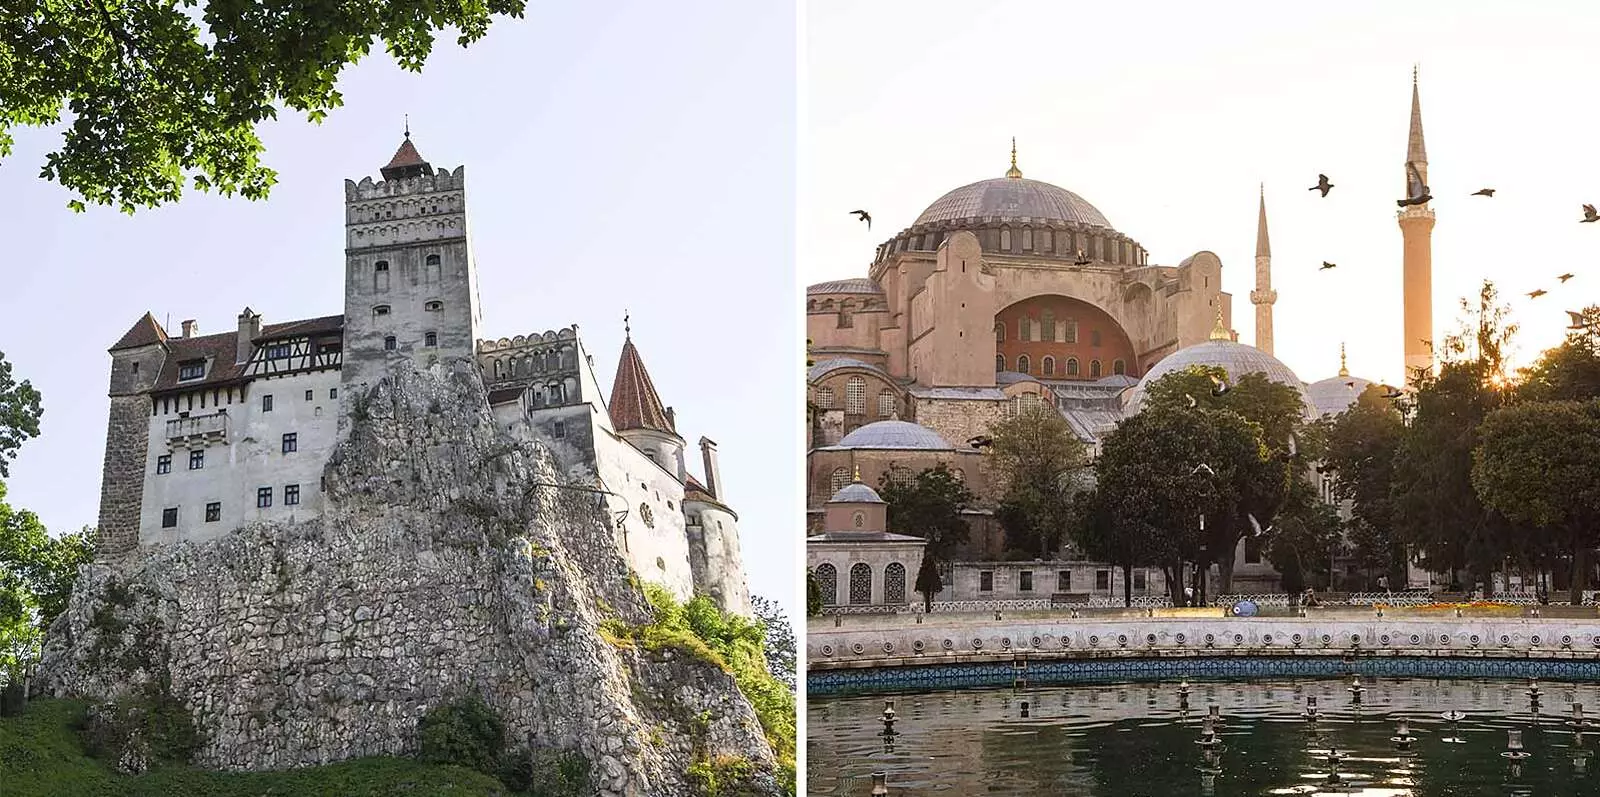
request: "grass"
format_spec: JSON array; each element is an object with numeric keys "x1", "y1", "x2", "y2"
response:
[{"x1": 0, "y1": 699, "x2": 513, "y2": 797}]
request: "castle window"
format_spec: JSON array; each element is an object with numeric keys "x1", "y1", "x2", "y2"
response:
[
  {"x1": 265, "y1": 343, "x2": 291, "y2": 360},
  {"x1": 425, "y1": 301, "x2": 442, "y2": 312},
  {"x1": 284, "y1": 484, "x2": 301, "y2": 506},
  {"x1": 304, "y1": 390, "x2": 314, "y2": 401},
  {"x1": 1113, "y1": 359, "x2": 1127, "y2": 376},
  {"x1": 374, "y1": 261, "x2": 390, "y2": 292},
  {"x1": 845, "y1": 376, "x2": 866, "y2": 415},
  {"x1": 262, "y1": 394, "x2": 274, "y2": 412},
  {"x1": 877, "y1": 389, "x2": 896, "y2": 417},
  {"x1": 815, "y1": 387, "x2": 834, "y2": 408},
  {"x1": 373, "y1": 305, "x2": 391, "y2": 318},
  {"x1": 189, "y1": 450, "x2": 204, "y2": 470},
  {"x1": 1090, "y1": 359, "x2": 1102, "y2": 378},
  {"x1": 178, "y1": 360, "x2": 205, "y2": 381},
  {"x1": 205, "y1": 502, "x2": 221, "y2": 523},
  {"x1": 132, "y1": 362, "x2": 140, "y2": 374},
  {"x1": 552, "y1": 420, "x2": 566, "y2": 439},
  {"x1": 282, "y1": 433, "x2": 297, "y2": 454},
  {"x1": 257, "y1": 487, "x2": 273, "y2": 508},
  {"x1": 162, "y1": 508, "x2": 178, "y2": 528},
  {"x1": 384, "y1": 336, "x2": 397, "y2": 351},
  {"x1": 1067, "y1": 357, "x2": 1080, "y2": 376},
  {"x1": 424, "y1": 332, "x2": 438, "y2": 347},
  {"x1": 1042, "y1": 356, "x2": 1056, "y2": 376},
  {"x1": 317, "y1": 342, "x2": 342, "y2": 355},
  {"x1": 994, "y1": 322, "x2": 1005, "y2": 342},
  {"x1": 995, "y1": 354, "x2": 1005, "y2": 372},
  {"x1": 1017, "y1": 354, "x2": 1030, "y2": 374},
  {"x1": 156, "y1": 455, "x2": 171, "y2": 475},
  {"x1": 330, "y1": 388, "x2": 338, "y2": 399},
  {"x1": 1091, "y1": 329, "x2": 1102, "y2": 347}
]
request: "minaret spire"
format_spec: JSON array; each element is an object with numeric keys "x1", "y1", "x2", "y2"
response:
[
  {"x1": 1250, "y1": 185, "x2": 1277, "y2": 355},
  {"x1": 1005, "y1": 137, "x2": 1023, "y2": 179},
  {"x1": 1406, "y1": 64, "x2": 1428, "y2": 175},
  {"x1": 1399, "y1": 67, "x2": 1436, "y2": 386},
  {"x1": 1339, "y1": 342, "x2": 1350, "y2": 378}
]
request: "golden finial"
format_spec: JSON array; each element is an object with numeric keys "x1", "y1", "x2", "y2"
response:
[
  {"x1": 1208, "y1": 304, "x2": 1231, "y2": 341},
  {"x1": 852, "y1": 464, "x2": 862, "y2": 483},
  {"x1": 1338, "y1": 342, "x2": 1350, "y2": 377},
  {"x1": 1005, "y1": 137, "x2": 1023, "y2": 179}
]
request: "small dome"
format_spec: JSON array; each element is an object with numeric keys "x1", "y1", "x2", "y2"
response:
[
  {"x1": 835, "y1": 420, "x2": 954, "y2": 450},
  {"x1": 829, "y1": 482, "x2": 885, "y2": 504},
  {"x1": 915, "y1": 177, "x2": 1112, "y2": 229},
  {"x1": 1305, "y1": 375, "x2": 1374, "y2": 418},
  {"x1": 807, "y1": 278, "x2": 883, "y2": 296},
  {"x1": 1125, "y1": 340, "x2": 1310, "y2": 415}
]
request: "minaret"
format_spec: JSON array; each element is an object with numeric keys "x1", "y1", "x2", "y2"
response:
[
  {"x1": 1399, "y1": 67, "x2": 1435, "y2": 384},
  {"x1": 1250, "y1": 184, "x2": 1277, "y2": 355}
]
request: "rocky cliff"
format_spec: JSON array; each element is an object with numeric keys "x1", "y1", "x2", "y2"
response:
[{"x1": 38, "y1": 361, "x2": 782, "y2": 795}]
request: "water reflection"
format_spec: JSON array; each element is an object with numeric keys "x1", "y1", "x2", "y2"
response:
[{"x1": 807, "y1": 678, "x2": 1600, "y2": 796}]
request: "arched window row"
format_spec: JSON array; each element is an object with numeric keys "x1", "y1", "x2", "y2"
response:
[
  {"x1": 350, "y1": 194, "x2": 463, "y2": 224},
  {"x1": 811, "y1": 562, "x2": 911, "y2": 606},
  {"x1": 489, "y1": 346, "x2": 579, "y2": 381}
]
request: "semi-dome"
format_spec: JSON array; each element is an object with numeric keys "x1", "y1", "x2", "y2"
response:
[
  {"x1": 828, "y1": 482, "x2": 886, "y2": 504},
  {"x1": 1306, "y1": 375, "x2": 1374, "y2": 418},
  {"x1": 1124, "y1": 339, "x2": 1311, "y2": 416},
  {"x1": 834, "y1": 420, "x2": 953, "y2": 451},
  {"x1": 807, "y1": 278, "x2": 883, "y2": 296},
  {"x1": 914, "y1": 176, "x2": 1112, "y2": 229}
]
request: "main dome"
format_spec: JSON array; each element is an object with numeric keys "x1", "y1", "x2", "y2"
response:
[
  {"x1": 1123, "y1": 340, "x2": 1311, "y2": 416},
  {"x1": 914, "y1": 177, "x2": 1112, "y2": 229}
]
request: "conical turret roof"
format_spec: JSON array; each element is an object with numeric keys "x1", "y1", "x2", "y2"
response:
[{"x1": 609, "y1": 333, "x2": 677, "y2": 436}]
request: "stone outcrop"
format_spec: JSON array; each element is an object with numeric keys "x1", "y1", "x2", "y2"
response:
[{"x1": 39, "y1": 361, "x2": 781, "y2": 795}]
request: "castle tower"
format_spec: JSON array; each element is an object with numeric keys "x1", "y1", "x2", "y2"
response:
[
  {"x1": 341, "y1": 130, "x2": 480, "y2": 393},
  {"x1": 608, "y1": 319, "x2": 686, "y2": 479},
  {"x1": 1249, "y1": 184, "x2": 1277, "y2": 355},
  {"x1": 97, "y1": 313, "x2": 170, "y2": 559},
  {"x1": 1399, "y1": 69, "x2": 1435, "y2": 384}
]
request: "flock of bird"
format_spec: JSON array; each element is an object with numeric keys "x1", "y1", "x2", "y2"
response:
[{"x1": 1307, "y1": 166, "x2": 1596, "y2": 334}]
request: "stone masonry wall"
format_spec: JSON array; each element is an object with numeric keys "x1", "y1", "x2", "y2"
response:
[
  {"x1": 43, "y1": 361, "x2": 781, "y2": 795},
  {"x1": 96, "y1": 394, "x2": 152, "y2": 559}
]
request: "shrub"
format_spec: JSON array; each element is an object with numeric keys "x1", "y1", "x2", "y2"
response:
[
  {"x1": 416, "y1": 696, "x2": 504, "y2": 775},
  {"x1": 80, "y1": 681, "x2": 201, "y2": 770},
  {"x1": 498, "y1": 747, "x2": 592, "y2": 796}
]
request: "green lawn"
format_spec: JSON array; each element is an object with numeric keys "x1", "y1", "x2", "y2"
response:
[{"x1": 0, "y1": 699, "x2": 513, "y2": 797}]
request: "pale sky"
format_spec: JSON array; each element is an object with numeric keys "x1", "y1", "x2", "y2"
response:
[
  {"x1": 0, "y1": 1, "x2": 798, "y2": 613},
  {"x1": 801, "y1": 0, "x2": 1600, "y2": 389}
]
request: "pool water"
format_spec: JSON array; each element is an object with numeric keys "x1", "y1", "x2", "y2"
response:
[{"x1": 807, "y1": 678, "x2": 1600, "y2": 796}]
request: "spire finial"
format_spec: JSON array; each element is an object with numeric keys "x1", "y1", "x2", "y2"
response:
[
  {"x1": 1339, "y1": 342, "x2": 1350, "y2": 377},
  {"x1": 404, "y1": 114, "x2": 410, "y2": 139},
  {"x1": 1413, "y1": 63, "x2": 1418, "y2": 85},
  {"x1": 623, "y1": 309, "x2": 630, "y2": 340},
  {"x1": 1209, "y1": 304, "x2": 1231, "y2": 341},
  {"x1": 852, "y1": 464, "x2": 862, "y2": 483},
  {"x1": 1005, "y1": 137, "x2": 1023, "y2": 179}
]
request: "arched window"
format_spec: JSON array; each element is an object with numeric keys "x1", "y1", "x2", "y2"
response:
[
  {"x1": 816, "y1": 387, "x2": 834, "y2": 408},
  {"x1": 884, "y1": 562, "x2": 907, "y2": 604},
  {"x1": 845, "y1": 376, "x2": 866, "y2": 414},
  {"x1": 373, "y1": 261, "x2": 390, "y2": 293},
  {"x1": 1018, "y1": 317, "x2": 1032, "y2": 342},
  {"x1": 1067, "y1": 357, "x2": 1080, "y2": 376},
  {"x1": 849, "y1": 563, "x2": 873, "y2": 605},
  {"x1": 877, "y1": 389, "x2": 896, "y2": 417},
  {"x1": 1040, "y1": 228, "x2": 1053, "y2": 252},
  {"x1": 1017, "y1": 354, "x2": 1030, "y2": 374},
  {"x1": 815, "y1": 564, "x2": 838, "y2": 606},
  {"x1": 493, "y1": 360, "x2": 504, "y2": 379},
  {"x1": 1021, "y1": 227, "x2": 1033, "y2": 251},
  {"x1": 373, "y1": 305, "x2": 391, "y2": 319},
  {"x1": 549, "y1": 382, "x2": 564, "y2": 404},
  {"x1": 1113, "y1": 359, "x2": 1127, "y2": 376},
  {"x1": 994, "y1": 322, "x2": 1005, "y2": 343},
  {"x1": 995, "y1": 354, "x2": 1006, "y2": 372},
  {"x1": 1090, "y1": 359, "x2": 1103, "y2": 378},
  {"x1": 1041, "y1": 309, "x2": 1055, "y2": 341},
  {"x1": 1042, "y1": 356, "x2": 1056, "y2": 376},
  {"x1": 830, "y1": 467, "x2": 850, "y2": 494},
  {"x1": 1000, "y1": 227, "x2": 1012, "y2": 251},
  {"x1": 424, "y1": 332, "x2": 437, "y2": 347},
  {"x1": 424, "y1": 254, "x2": 441, "y2": 285}
]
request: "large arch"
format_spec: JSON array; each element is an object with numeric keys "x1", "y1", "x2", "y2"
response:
[{"x1": 995, "y1": 294, "x2": 1139, "y2": 380}]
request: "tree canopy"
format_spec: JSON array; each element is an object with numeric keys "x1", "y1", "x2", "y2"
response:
[
  {"x1": 877, "y1": 463, "x2": 972, "y2": 560},
  {"x1": 2, "y1": 482, "x2": 93, "y2": 683},
  {"x1": 0, "y1": 0, "x2": 526, "y2": 212},
  {"x1": 0, "y1": 352, "x2": 43, "y2": 478},
  {"x1": 988, "y1": 405, "x2": 1089, "y2": 558}
]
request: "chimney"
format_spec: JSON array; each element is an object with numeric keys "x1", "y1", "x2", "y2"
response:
[
  {"x1": 236, "y1": 307, "x2": 261, "y2": 364},
  {"x1": 665, "y1": 406, "x2": 677, "y2": 431},
  {"x1": 699, "y1": 436, "x2": 722, "y2": 500},
  {"x1": 181, "y1": 319, "x2": 198, "y2": 338}
]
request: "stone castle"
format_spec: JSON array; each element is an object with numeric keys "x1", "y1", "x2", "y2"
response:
[{"x1": 94, "y1": 135, "x2": 749, "y2": 616}]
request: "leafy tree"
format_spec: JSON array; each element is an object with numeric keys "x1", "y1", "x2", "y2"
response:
[
  {"x1": 1321, "y1": 385, "x2": 1408, "y2": 588},
  {"x1": 1473, "y1": 400, "x2": 1600, "y2": 604},
  {"x1": 804, "y1": 572, "x2": 821, "y2": 618},
  {"x1": 878, "y1": 464, "x2": 972, "y2": 611},
  {"x1": 913, "y1": 556, "x2": 942, "y2": 614},
  {"x1": 0, "y1": 353, "x2": 43, "y2": 478},
  {"x1": 0, "y1": 0, "x2": 526, "y2": 213},
  {"x1": 1263, "y1": 468, "x2": 1342, "y2": 593},
  {"x1": 1, "y1": 485, "x2": 94, "y2": 684},
  {"x1": 1518, "y1": 306, "x2": 1600, "y2": 403},
  {"x1": 988, "y1": 405, "x2": 1089, "y2": 559},
  {"x1": 749, "y1": 595, "x2": 796, "y2": 691},
  {"x1": 1070, "y1": 486, "x2": 1164, "y2": 607}
]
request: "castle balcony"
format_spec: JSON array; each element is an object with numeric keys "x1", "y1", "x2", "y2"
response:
[{"x1": 166, "y1": 410, "x2": 229, "y2": 447}]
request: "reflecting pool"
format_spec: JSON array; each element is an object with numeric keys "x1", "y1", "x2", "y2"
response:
[{"x1": 807, "y1": 678, "x2": 1600, "y2": 795}]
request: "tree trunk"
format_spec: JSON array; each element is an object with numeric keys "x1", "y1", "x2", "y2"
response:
[
  {"x1": 1571, "y1": 542, "x2": 1588, "y2": 606},
  {"x1": 1123, "y1": 562, "x2": 1133, "y2": 608},
  {"x1": 1217, "y1": 541, "x2": 1236, "y2": 595},
  {"x1": 1166, "y1": 563, "x2": 1186, "y2": 608}
]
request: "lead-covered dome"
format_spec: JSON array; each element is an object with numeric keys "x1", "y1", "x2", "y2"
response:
[
  {"x1": 914, "y1": 176, "x2": 1112, "y2": 229},
  {"x1": 1124, "y1": 339, "x2": 1311, "y2": 416},
  {"x1": 834, "y1": 420, "x2": 954, "y2": 450},
  {"x1": 828, "y1": 482, "x2": 886, "y2": 504},
  {"x1": 1306, "y1": 375, "x2": 1374, "y2": 418}
]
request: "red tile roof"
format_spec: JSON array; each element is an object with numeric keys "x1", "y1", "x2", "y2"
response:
[
  {"x1": 381, "y1": 136, "x2": 431, "y2": 180},
  {"x1": 608, "y1": 337, "x2": 676, "y2": 435},
  {"x1": 149, "y1": 313, "x2": 341, "y2": 393},
  {"x1": 109, "y1": 312, "x2": 169, "y2": 352},
  {"x1": 256, "y1": 314, "x2": 344, "y2": 342}
]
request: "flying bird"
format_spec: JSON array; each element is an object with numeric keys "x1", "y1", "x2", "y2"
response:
[
  {"x1": 1559, "y1": 273, "x2": 1576, "y2": 283},
  {"x1": 1320, "y1": 261, "x2": 1337, "y2": 271},
  {"x1": 1569, "y1": 311, "x2": 1592, "y2": 330},
  {"x1": 1528, "y1": 289, "x2": 1548, "y2": 299},
  {"x1": 1308, "y1": 174, "x2": 1334, "y2": 197},
  {"x1": 850, "y1": 209, "x2": 872, "y2": 229},
  {"x1": 967, "y1": 435, "x2": 993, "y2": 450},
  {"x1": 1074, "y1": 250, "x2": 1092, "y2": 266},
  {"x1": 1185, "y1": 393, "x2": 1198, "y2": 409},
  {"x1": 1209, "y1": 374, "x2": 1229, "y2": 396},
  {"x1": 1471, "y1": 188, "x2": 1495, "y2": 197},
  {"x1": 1344, "y1": 381, "x2": 1356, "y2": 388},
  {"x1": 1397, "y1": 161, "x2": 1432, "y2": 207},
  {"x1": 1190, "y1": 463, "x2": 1216, "y2": 477},
  {"x1": 1583, "y1": 204, "x2": 1599, "y2": 223},
  {"x1": 1247, "y1": 513, "x2": 1274, "y2": 538},
  {"x1": 1381, "y1": 385, "x2": 1404, "y2": 400}
]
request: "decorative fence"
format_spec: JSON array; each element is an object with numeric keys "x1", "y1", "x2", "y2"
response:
[{"x1": 816, "y1": 589, "x2": 1600, "y2": 616}]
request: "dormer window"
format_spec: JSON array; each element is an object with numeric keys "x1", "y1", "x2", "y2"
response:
[
  {"x1": 178, "y1": 360, "x2": 205, "y2": 381},
  {"x1": 265, "y1": 343, "x2": 292, "y2": 360}
]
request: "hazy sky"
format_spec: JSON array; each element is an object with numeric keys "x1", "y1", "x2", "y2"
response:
[
  {"x1": 802, "y1": 0, "x2": 1600, "y2": 388},
  {"x1": 0, "y1": 1, "x2": 798, "y2": 612}
]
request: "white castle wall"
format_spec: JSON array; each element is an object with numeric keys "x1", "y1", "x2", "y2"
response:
[
  {"x1": 686, "y1": 502, "x2": 750, "y2": 616},
  {"x1": 592, "y1": 426, "x2": 695, "y2": 601},
  {"x1": 140, "y1": 370, "x2": 340, "y2": 544}
]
